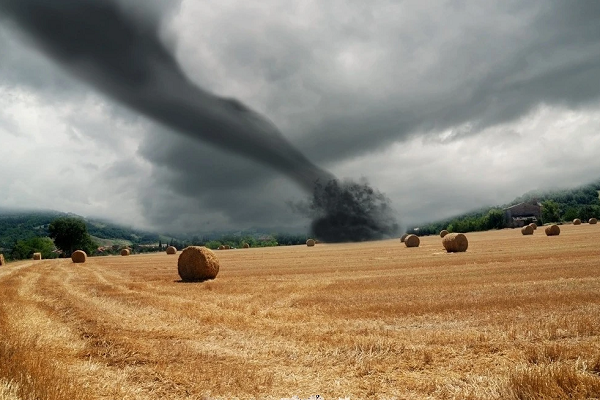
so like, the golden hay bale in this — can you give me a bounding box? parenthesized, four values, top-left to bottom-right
(33, 252, 42, 260)
(544, 224, 560, 236)
(243, 243, 250, 248)
(404, 234, 420, 248)
(589, 218, 598, 225)
(440, 230, 449, 238)
(0, 254, 5, 266)
(529, 223, 537, 230)
(177, 246, 220, 282)
(218, 245, 225, 250)
(442, 233, 469, 253)
(166, 246, 177, 255)
(121, 248, 130, 256)
(224, 245, 231, 250)
(521, 225, 534, 235)
(306, 239, 316, 247)
(71, 250, 87, 263)
(573, 218, 582, 225)
(400, 233, 409, 243)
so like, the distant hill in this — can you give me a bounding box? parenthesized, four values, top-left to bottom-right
(0, 209, 308, 258)
(0, 209, 163, 252)
(410, 179, 600, 235)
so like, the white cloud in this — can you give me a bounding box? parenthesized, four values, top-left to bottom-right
(334, 103, 600, 228)
(0, 85, 153, 228)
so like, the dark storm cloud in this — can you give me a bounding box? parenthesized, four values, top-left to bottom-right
(0, 0, 332, 192)
(2, 0, 599, 235)
(0, 0, 398, 240)
(184, 1, 600, 164)
(301, 1, 600, 162)
(137, 128, 310, 233)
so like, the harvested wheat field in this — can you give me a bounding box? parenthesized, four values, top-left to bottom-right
(1, 225, 600, 400)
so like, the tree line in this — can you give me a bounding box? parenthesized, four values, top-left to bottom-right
(2, 217, 310, 261)
(409, 181, 600, 236)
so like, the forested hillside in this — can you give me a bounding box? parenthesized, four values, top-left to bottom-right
(0, 210, 160, 256)
(410, 180, 600, 235)
(0, 210, 308, 261)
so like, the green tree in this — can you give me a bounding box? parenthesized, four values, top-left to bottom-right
(541, 200, 561, 223)
(485, 209, 505, 230)
(11, 236, 57, 260)
(48, 218, 96, 256)
(562, 206, 580, 222)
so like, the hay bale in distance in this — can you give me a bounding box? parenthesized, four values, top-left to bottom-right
(440, 230, 449, 238)
(529, 223, 537, 230)
(71, 250, 87, 263)
(589, 218, 598, 225)
(521, 225, 534, 235)
(218, 245, 225, 250)
(400, 233, 409, 243)
(573, 218, 582, 225)
(0, 254, 5, 266)
(166, 246, 177, 255)
(243, 243, 250, 248)
(223, 245, 231, 250)
(121, 248, 130, 256)
(33, 252, 42, 260)
(545, 224, 560, 236)
(177, 246, 220, 282)
(306, 239, 316, 247)
(404, 234, 420, 248)
(442, 233, 469, 253)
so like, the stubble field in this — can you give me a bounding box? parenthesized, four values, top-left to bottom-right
(1, 225, 599, 400)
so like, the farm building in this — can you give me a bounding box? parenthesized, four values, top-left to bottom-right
(503, 200, 542, 227)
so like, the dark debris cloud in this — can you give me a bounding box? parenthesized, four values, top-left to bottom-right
(0, 0, 398, 241)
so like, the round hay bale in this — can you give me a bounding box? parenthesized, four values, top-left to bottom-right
(223, 245, 231, 250)
(0, 254, 5, 266)
(33, 252, 42, 260)
(177, 246, 220, 282)
(166, 246, 177, 255)
(120, 248, 130, 256)
(243, 243, 250, 248)
(306, 239, 316, 247)
(217, 245, 225, 250)
(440, 230, 449, 238)
(442, 233, 469, 253)
(529, 223, 537, 230)
(573, 218, 582, 225)
(544, 224, 560, 236)
(589, 218, 598, 225)
(71, 250, 87, 263)
(400, 233, 409, 243)
(521, 225, 534, 235)
(404, 234, 420, 248)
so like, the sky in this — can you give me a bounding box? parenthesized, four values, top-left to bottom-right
(0, 0, 599, 235)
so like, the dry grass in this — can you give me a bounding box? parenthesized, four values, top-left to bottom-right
(166, 246, 177, 255)
(71, 250, 87, 263)
(521, 225, 534, 235)
(545, 224, 561, 236)
(0, 225, 599, 399)
(404, 234, 420, 247)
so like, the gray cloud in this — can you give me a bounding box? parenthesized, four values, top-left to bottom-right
(137, 126, 309, 233)
(0, 0, 599, 235)
(173, 1, 600, 165)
